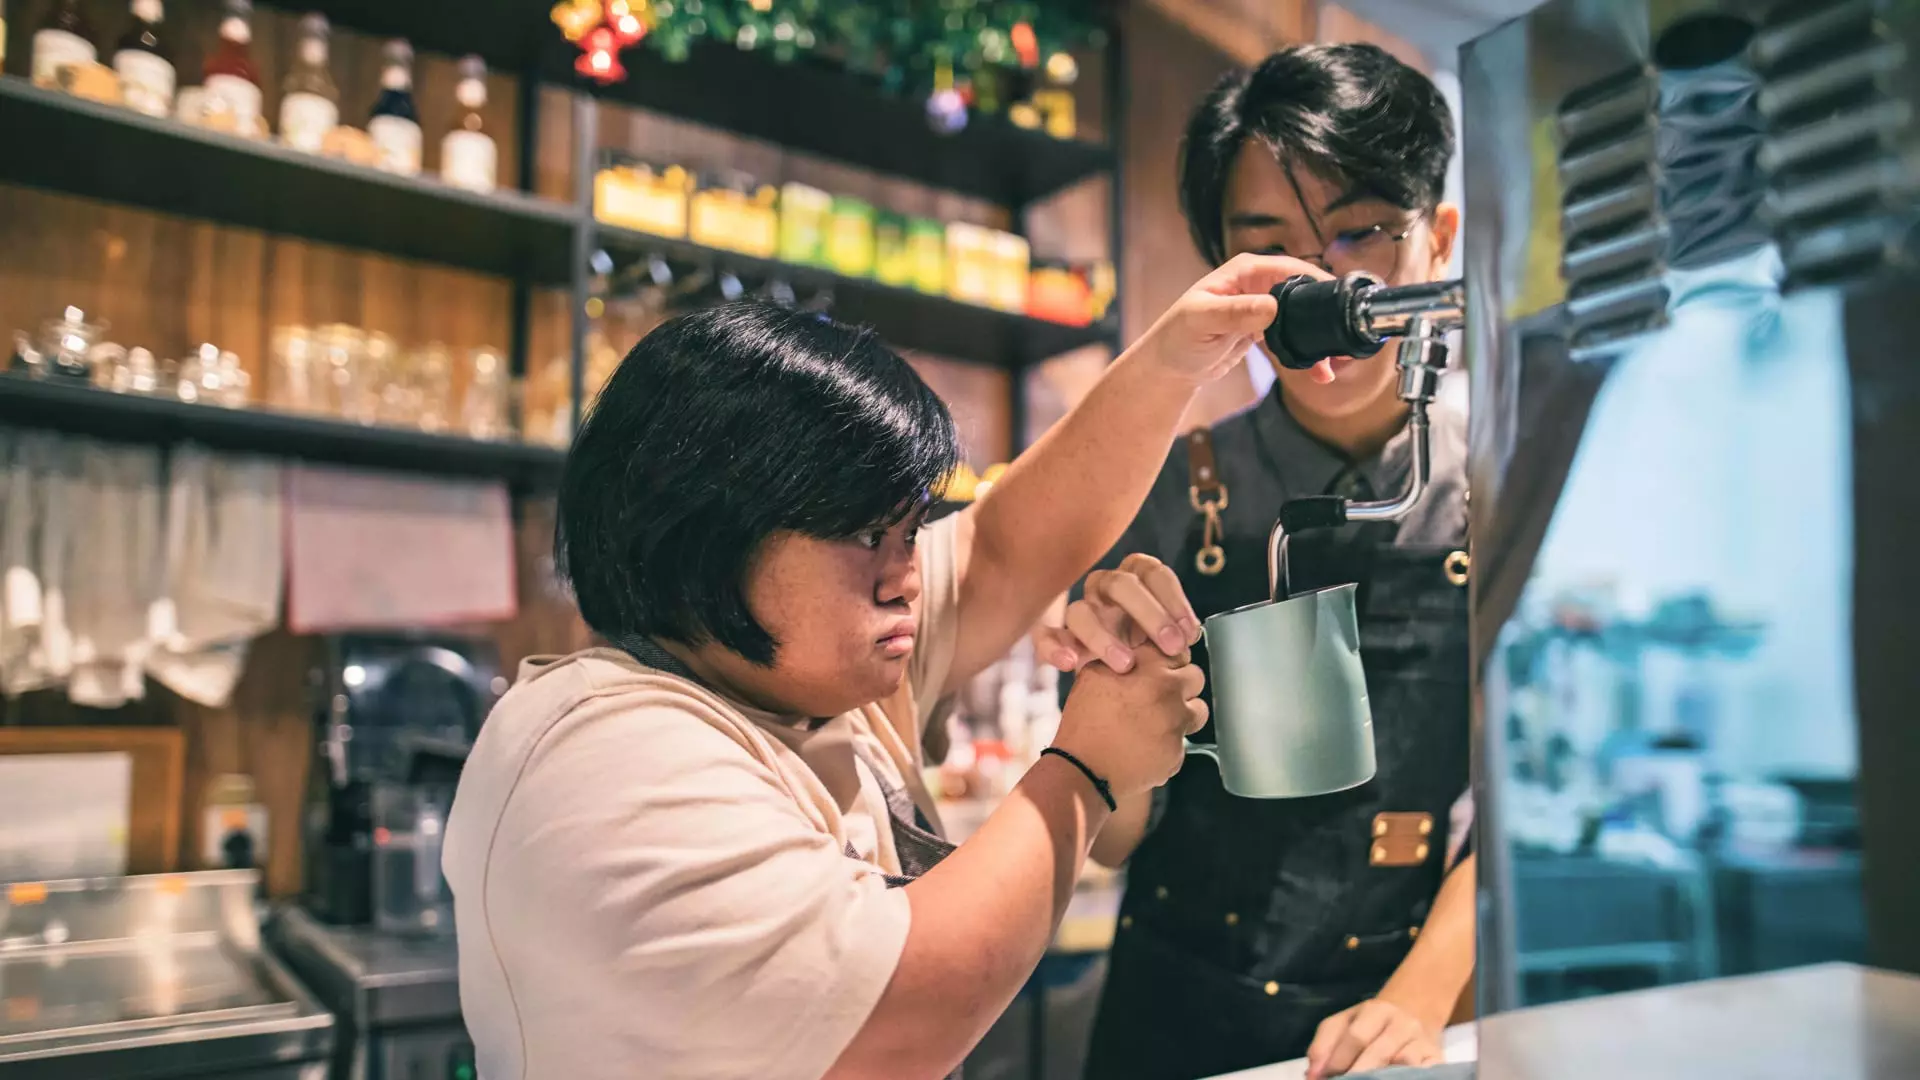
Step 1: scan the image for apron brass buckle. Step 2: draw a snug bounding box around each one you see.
[1190,485,1229,577]
[1443,549,1470,587]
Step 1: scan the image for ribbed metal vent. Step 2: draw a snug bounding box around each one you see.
[1558,66,1671,358]
[1756,0,1914,286]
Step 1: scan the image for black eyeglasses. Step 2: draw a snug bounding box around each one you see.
[1291,217,1424,275]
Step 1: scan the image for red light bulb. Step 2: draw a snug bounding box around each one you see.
[575,25,627,83]
[1010,21,1039,68]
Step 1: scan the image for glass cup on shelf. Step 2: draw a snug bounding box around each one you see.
[214,349,251,407]
[87,342,128,391]
[269,325,322,414]
[38,306,107,382]
[315,323,367,421]
[174,343,215,403]
[364,331,403,426]
[462,346,510,440]
[414,342,453,433]
[122,347,161,395]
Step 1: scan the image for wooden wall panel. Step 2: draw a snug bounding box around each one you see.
[1115,1,1257,433]
[1317,2,1431,72]
[1138,0,1316,64]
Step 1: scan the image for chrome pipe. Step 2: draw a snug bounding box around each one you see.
[1357,278,1466,339]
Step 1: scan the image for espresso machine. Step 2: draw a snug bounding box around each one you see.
[1187,275,1466,802]
[1448,0,1920,1074]
[271,634,502,1080]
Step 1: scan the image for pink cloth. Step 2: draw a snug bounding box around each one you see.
[285,465,516,633]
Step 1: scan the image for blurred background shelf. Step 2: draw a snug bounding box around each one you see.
[0,76,581,284]
[0,374,568,486]
[595,224,1118,367]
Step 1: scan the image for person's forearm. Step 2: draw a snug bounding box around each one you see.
[1090,790,1152,868]
[827,755,1109,1079]
[1378,854,1476,1031]
[950,348,1203,679]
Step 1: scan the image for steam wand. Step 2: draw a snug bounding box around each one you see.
[1260,273,1463,601]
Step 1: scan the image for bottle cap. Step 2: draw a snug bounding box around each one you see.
[225,0,253,17]
[458,54,487,82]
[384,39,415,66]
[300,12,330,37]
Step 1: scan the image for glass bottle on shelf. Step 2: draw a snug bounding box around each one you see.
[279,13,339,154]
[368,39,422,176]
[440,55,498,192]
[32,0,97,89]
[111,0,173,118]
[202,0,263,138]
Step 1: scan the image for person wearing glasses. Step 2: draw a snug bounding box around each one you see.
[1037,45,1474,1080]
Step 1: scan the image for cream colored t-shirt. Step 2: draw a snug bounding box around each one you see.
[443,516,960,1080]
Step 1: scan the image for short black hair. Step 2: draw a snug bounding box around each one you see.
[557,302,959,665]
[1179,44,1455,265]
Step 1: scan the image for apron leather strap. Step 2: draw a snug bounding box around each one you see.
[1187,427,1229,576]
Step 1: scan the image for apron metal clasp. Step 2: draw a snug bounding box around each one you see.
[1191,484,1229,577]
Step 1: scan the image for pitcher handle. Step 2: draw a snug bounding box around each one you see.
[1184,739,1220,763]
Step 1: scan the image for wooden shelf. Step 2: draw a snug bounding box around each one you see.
[288,0,1114,206]
[0,374,567,487]
[0,77,580,284]
[596,40,1114,208]
[595,225,1118,366]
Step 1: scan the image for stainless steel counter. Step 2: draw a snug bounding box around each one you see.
[266,906,470,1080]
[0,871,334,1080]
[1477,963,1920,1080]
[268,906,461,1029]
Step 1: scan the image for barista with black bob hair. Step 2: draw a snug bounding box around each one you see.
[1041,44,1475,1080]
[445,259,1325,1080]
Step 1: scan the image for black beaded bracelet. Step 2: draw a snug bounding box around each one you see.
[1040,746,1117,811]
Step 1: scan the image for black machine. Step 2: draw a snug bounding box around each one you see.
[281,634,502,1080]
[302,634,501,930]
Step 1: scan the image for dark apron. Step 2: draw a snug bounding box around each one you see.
[1084,481,1470,1080]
